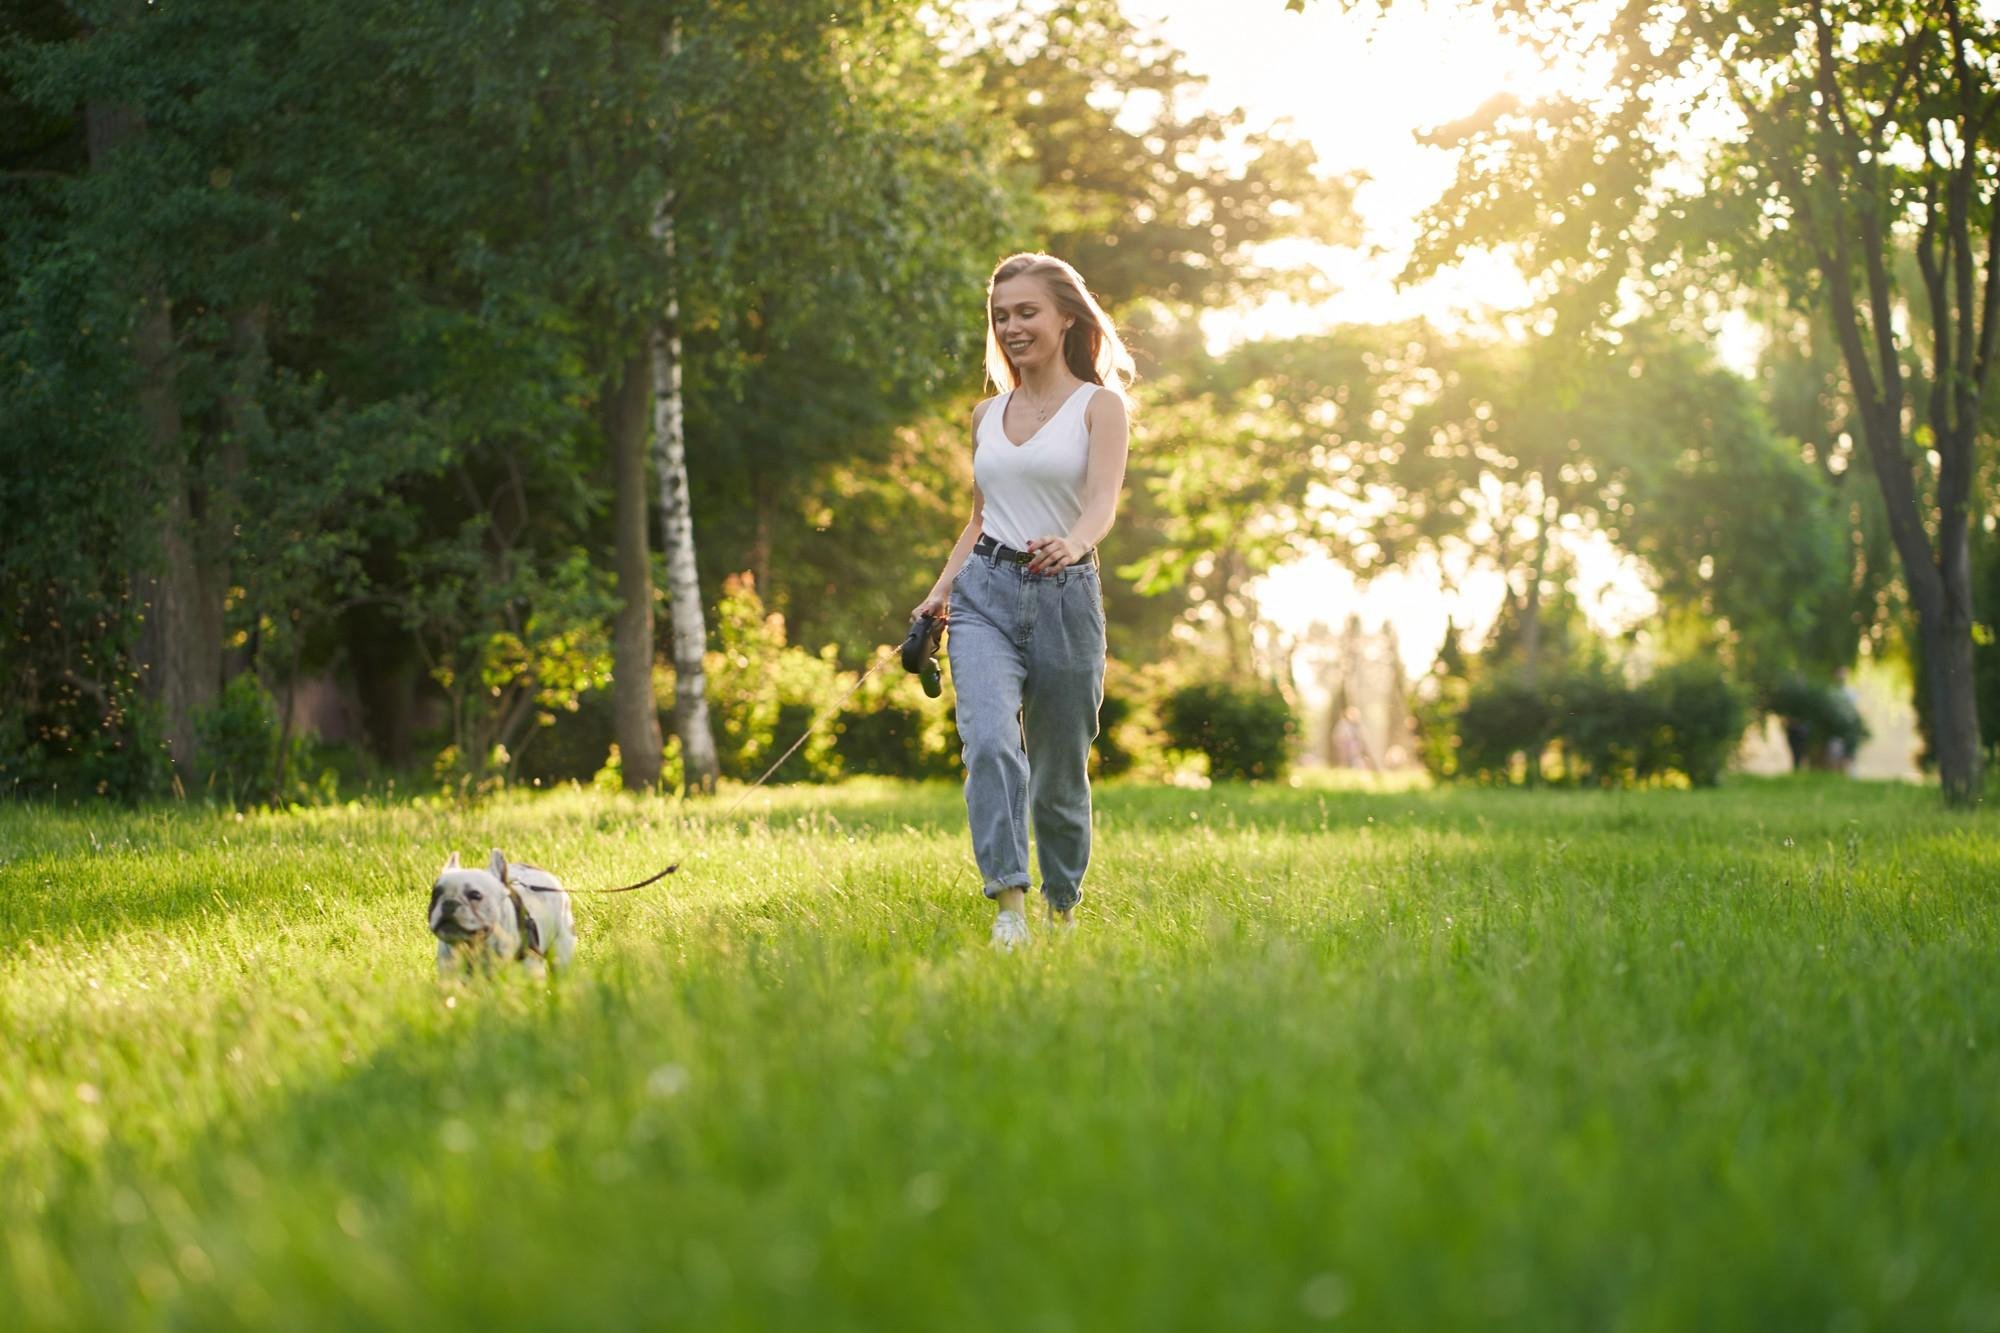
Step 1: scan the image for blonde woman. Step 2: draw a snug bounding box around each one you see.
[914,252,1133,949]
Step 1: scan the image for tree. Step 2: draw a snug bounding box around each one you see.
[1303,0,1999,803]
[1160,320,1846,691]
[3,0,1016,799]
[969,0,1358,321]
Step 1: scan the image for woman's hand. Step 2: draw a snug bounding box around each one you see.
[1024,535,1089,574]
[912,587,951,621]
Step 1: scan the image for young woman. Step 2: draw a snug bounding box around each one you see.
[913,252,1133,949]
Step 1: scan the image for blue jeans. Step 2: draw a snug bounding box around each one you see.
[946,550,1106,912]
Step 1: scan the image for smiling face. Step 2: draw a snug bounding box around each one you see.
[990,275,1074,377]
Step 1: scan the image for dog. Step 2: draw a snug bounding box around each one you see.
[429,848,577,978]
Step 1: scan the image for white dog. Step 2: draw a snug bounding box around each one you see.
[429,848,577,977]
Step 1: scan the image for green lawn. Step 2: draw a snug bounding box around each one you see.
[3,777,1997,1331]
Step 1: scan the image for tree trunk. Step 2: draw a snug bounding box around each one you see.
[649,198,720,794]
[1919,595,1982,806]
[750,460,774,601]
[212,305,267,681]
[1803,36,1986,806]
[609,350,665,789]
[88,100,216,774]
[1520,490,1555,687]
[1907,505,1984,805]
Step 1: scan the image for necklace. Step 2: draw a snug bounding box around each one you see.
[1019,381,1073,423]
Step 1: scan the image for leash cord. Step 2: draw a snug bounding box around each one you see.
[576,651,900,893]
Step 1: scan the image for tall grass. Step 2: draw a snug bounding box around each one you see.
[2,777,1996,1330]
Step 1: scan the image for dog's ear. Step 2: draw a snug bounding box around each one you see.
[487,848,508,882]
[443,851,461,871]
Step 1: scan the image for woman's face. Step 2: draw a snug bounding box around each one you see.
[991,276,1072,375]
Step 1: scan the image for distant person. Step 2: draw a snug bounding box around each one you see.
[1784,714,1812,772]
[912,253,1133,950]
[1331,705,1376,771]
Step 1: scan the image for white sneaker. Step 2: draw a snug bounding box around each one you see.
[1046,902,1076,936]
[990,908,1030,951]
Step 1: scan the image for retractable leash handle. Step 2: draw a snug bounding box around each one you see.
[901,612,946,698]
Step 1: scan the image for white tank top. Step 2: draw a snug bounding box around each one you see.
[974,382,1100,551]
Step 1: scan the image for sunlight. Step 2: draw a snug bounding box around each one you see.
[1253,535,1660,693]
[1125,0,1583,330]
[1126,2,1646,679]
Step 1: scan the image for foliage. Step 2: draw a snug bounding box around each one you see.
[1326,0,2000,800]
[1768,674,1870,763]
[1092,656,1188,780]
[0,0,1025,792]
[965,0,1358,321]
[407,548,618,795]
[704,575,849,785]
[0,579,170,804]
[1091,692,1136,778]
[193,674,281,809]
[1453,662,1749,788]
[837,648,961,781]
[1160,679,1298,781]
[1649,661,1755,788]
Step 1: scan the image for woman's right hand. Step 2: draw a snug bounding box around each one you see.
[912,587,950,622]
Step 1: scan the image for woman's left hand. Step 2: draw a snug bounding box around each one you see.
[1024,535,1089,574]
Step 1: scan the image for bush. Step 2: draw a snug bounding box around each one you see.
[705,575,846,784]
[1455,674,1556,783]
[1092,692,1136,776]
[512,687,620,786]
[1767,673,1867,766]
[1649,661,1749,787]
[1555,669,1667,786]
[1452,663,1750,789]
[1161,680,1297,781]
[1411,678,1467,781]
[0,670,171,804]
[836,644,959,780]
[195,674,280,807]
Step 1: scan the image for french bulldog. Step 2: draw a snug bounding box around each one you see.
[429,848,577,978]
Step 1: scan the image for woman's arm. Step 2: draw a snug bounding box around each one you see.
[1025,391,1130,574]
[913,400,994,619]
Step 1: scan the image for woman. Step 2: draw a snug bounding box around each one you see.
[913,252,1133,949]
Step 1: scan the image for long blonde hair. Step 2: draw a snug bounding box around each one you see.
[984,252,1134,402]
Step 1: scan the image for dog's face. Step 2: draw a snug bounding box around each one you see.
[429,850,514,943]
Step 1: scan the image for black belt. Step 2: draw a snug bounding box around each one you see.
[974,534,1096,568]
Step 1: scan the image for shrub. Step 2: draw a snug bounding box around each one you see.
[1453,663,1750,789]
[704,575,845,784]
[1455,674,1555,783]
[0,674,171,804]
[837,645,959,780]
[1411,678,1467,781]
[1092,691,1136,777]
[512,687,620,786]
[1161,680,1297,781]
[1090,657,1178,780]
[1649,661,1749,787]
[1766,673,1867,765]
[195,674,280,807]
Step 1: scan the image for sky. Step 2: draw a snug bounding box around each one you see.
[1121,0,1559,335]
[1112,0,1658,678]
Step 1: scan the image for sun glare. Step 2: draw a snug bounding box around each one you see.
[1125,0,1576,330]
[1119,2,1649,696]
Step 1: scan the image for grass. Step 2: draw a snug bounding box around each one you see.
[2,775,1998,1331]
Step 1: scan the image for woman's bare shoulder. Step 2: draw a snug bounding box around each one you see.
[1084,386,1130,431]
[971,394,1004,428]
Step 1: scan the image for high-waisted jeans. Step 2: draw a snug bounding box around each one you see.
[946,549,1106,912]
